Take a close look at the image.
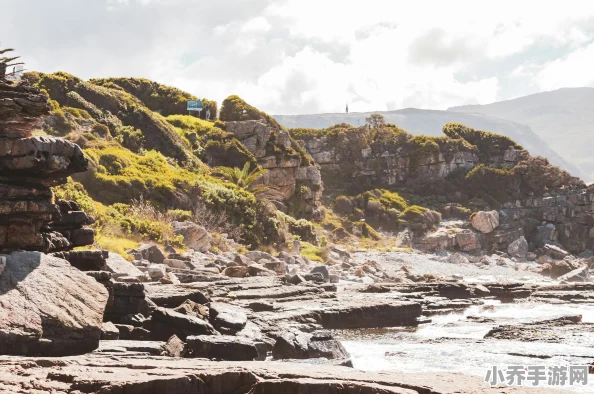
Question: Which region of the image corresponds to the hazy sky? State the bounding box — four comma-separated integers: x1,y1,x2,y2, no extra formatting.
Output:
3,0,594,114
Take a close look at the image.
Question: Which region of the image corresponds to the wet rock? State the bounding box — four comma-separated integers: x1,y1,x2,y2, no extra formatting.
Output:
272,330,311,359
209,302,248,334
508,236,528,259
149,307,219,341
0,251,108,356
471,210,499,233
172,221,211,253
161,334,186,357
101,322,120,340
186,335,259,361
272,330,350,362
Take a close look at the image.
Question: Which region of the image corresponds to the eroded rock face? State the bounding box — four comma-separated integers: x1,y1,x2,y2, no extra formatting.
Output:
0,82,95,253
0,82,50,137
223,120,324,220
0,252,108,356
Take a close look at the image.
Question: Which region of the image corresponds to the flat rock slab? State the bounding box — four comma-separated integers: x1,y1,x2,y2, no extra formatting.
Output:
0,354,567,393
231,285,323,300
186,335,259,360
104,252,143,278
0,252,108,356
94,340,164,355
145,283,211,307
256,295,422,329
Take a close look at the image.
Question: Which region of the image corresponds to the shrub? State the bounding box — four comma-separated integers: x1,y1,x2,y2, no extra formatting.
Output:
91,123,110,139
91,77,218,119
442,122,523,161
219,95,281,128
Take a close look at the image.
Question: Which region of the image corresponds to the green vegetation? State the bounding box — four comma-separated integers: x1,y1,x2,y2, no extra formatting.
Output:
442,122,523,161
407,135,440,173
219,95,281,128
91,77,217,119
212,161,275,199
26,71,195,165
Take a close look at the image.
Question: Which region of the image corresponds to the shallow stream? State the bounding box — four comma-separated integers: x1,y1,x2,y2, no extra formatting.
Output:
336,301,594,392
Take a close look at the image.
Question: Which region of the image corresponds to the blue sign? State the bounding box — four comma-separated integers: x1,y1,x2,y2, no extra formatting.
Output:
187,100,203,111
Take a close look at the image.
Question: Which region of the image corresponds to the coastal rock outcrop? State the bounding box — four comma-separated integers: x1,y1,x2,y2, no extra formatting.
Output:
224,120,324,220
0,82,95,253
0,252,108,356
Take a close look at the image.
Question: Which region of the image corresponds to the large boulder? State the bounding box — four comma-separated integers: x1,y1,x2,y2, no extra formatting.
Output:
104,252,143,279
272,330,350,362
0,252,108,356
148,307,218,341
471,211,499,234
508,236,529,259
209,303,248,334
129,244,165,264
172,221,211,253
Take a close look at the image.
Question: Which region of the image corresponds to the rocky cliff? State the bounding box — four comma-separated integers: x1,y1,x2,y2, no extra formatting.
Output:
223,119,324,220
0,82,95,253
292,122,526,197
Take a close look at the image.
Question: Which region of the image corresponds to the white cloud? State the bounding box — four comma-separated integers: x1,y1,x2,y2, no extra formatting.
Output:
3,0,594,114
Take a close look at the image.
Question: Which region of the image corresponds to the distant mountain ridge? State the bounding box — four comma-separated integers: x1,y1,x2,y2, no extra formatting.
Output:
448,87,594,182
273,108,584,179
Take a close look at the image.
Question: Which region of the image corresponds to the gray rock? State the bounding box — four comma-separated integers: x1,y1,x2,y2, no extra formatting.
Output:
105,252,144,279
0,252,108,356
209,302,248,334
149,307,219,341
172,221,211,252
245,251,274,262
186,335,259,361
447,253,469,265
147,264,167,280
310,265,330,280
262,259,287,275
129,244,165,264
508,236,529,259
